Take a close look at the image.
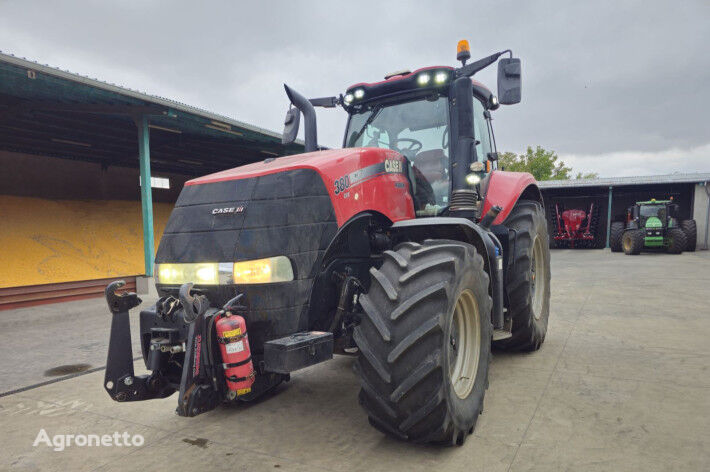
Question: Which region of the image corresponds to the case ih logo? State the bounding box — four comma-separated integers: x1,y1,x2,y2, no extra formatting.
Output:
211,206,245,215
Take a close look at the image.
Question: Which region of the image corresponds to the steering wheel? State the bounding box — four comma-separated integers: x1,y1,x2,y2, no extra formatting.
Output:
394,138,423,155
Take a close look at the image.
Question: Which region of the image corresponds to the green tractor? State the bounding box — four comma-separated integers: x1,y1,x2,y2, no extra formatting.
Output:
610,199,697,255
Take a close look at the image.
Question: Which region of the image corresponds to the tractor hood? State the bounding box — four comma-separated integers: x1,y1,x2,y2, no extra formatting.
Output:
185,147,414,226
157,146,412,271
188,148,389,187
645,216,663,228
153,146,413,343
156,144,413,270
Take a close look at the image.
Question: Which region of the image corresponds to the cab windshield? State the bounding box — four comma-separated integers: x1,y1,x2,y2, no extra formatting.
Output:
344,96,450,213
640,204,666,219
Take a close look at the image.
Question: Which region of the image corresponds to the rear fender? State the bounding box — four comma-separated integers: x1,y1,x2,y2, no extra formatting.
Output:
482,171,543,224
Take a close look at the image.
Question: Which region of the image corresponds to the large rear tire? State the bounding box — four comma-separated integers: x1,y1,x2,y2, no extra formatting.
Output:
609,222,624,252
355,239,492,445
667,228,686,254
681,220,697,252
493,200,551,352
622,229,644,255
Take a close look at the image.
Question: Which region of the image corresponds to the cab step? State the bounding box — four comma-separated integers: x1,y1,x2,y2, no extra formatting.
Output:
492,329,512,341
492,317,513,341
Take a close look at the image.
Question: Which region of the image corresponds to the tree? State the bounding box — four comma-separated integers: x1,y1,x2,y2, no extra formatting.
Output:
575,171,599,180
498,146,597,181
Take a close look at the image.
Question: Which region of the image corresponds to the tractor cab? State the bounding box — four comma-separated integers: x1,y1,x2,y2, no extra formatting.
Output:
340,67,500,216
283,40,521,219
627,200,679,229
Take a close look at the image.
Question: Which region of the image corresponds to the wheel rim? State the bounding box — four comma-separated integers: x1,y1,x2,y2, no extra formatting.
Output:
448,289,481,399
623,234,632,252
531,235,545,320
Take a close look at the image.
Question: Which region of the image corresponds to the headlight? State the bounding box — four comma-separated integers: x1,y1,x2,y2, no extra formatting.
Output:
353,88,365,99
233,256,294,284
465,173,482,185
157,262,221,285
417,73,431,86
156,256,294,285
434,71,448,84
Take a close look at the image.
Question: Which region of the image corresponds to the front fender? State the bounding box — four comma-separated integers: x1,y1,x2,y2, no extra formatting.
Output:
389,217,505,329
389,217,492,261
482,170,543,225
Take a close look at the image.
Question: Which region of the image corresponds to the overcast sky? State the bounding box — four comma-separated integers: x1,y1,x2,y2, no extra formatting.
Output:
1,0,708,177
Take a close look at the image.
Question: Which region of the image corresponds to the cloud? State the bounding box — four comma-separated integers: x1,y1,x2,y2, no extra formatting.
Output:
0,0,708,157
560,143,710,177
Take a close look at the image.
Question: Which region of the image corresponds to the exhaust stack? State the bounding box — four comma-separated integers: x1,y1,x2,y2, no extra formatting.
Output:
283,84,318,152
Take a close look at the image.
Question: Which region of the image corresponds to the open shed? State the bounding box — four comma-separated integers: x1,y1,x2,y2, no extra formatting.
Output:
539,173,710,250
0,52,302,307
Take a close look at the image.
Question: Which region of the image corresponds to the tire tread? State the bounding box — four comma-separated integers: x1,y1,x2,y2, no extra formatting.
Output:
355,239,492,444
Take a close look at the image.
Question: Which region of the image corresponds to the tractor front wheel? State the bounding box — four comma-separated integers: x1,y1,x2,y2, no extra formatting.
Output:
610,222,625,252
667,228,687,254
622,229,644,255
354,239,492,445
494,200,551,352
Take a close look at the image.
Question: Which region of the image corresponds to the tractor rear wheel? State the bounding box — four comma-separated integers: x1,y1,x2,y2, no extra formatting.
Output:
681,220,697,252
622,229,644,255
355,239,492,445
610,222,624,252
667,228,687,254
494,200,550,352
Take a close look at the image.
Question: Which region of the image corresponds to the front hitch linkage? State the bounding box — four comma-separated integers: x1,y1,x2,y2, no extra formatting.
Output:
104,280,226,417
104,280,171,401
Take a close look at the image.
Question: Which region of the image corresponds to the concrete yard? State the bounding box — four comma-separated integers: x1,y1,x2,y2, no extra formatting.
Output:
1,250,708,471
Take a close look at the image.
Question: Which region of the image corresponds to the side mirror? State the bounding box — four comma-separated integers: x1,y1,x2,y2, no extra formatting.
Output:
282,107,300,145
497,58,521,105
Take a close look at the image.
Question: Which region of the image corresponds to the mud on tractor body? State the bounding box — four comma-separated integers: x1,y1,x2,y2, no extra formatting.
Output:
103,41,552,445
610,199,697,255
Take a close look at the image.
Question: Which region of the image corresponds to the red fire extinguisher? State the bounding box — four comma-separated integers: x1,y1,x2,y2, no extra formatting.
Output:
215,312,255,397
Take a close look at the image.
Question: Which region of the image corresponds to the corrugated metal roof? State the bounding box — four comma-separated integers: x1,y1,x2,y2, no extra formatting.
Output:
538,173,710,189
0,50,298,143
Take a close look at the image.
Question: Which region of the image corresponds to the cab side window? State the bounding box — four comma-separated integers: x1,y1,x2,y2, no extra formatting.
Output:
472,98,492,161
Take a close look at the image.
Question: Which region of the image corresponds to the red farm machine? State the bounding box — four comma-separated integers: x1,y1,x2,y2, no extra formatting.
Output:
550,201,602,248
103,40,551,446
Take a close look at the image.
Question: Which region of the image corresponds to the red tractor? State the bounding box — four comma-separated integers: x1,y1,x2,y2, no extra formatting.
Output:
550,202,600,248
103,41,551,446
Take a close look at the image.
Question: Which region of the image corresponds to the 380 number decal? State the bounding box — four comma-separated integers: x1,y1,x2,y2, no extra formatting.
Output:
334,175,351,195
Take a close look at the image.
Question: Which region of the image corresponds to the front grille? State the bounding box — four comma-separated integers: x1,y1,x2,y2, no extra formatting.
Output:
157,169,336,264
154,169,338,347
